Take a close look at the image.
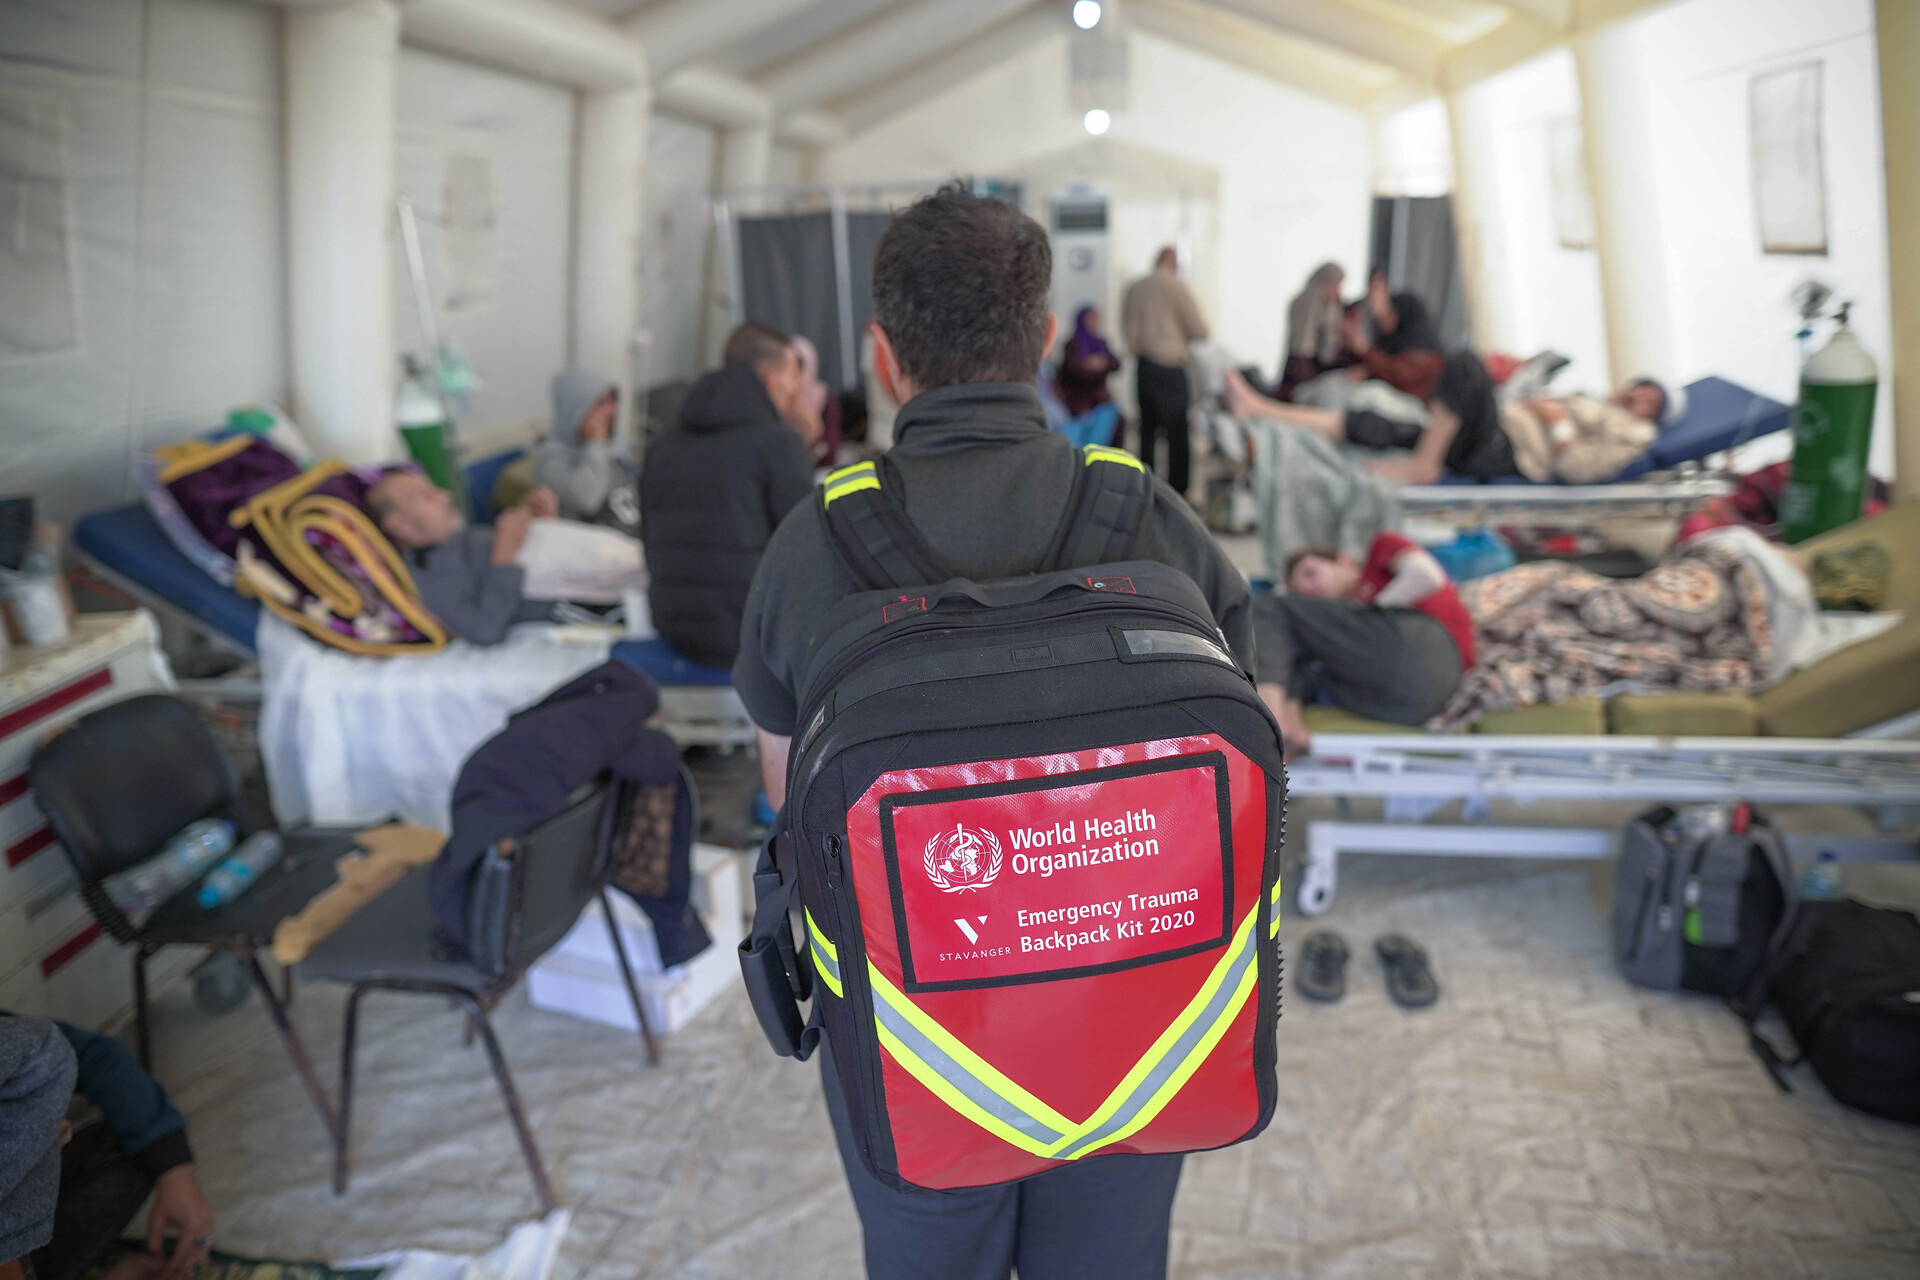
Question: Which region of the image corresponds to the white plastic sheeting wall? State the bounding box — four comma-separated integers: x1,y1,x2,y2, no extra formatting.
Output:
817,28,1372,384
391,46,574,453
639,110,717,390
1,0,286,529
1631,0,1894,477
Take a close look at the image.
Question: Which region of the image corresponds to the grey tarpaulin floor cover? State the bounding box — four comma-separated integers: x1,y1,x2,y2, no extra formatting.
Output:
155,836,1920,1278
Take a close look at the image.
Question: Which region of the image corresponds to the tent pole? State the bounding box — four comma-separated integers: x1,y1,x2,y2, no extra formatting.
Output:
1878,0,1920,500
575,84,652,443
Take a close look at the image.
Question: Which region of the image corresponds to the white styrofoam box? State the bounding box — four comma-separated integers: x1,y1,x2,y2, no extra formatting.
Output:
528,844,745,1037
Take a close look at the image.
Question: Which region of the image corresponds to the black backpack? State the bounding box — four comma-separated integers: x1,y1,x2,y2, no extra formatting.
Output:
739,447,1287,1192
1737,898,1920,1124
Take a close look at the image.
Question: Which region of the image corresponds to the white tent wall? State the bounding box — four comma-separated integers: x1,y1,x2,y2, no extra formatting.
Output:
815,27,1371,386
768,140,807,187
1452,48,1611,393
1371,98,1452,198
1629,0,1895,478
639,109,718,391
390,45,575,455
1,0,286,532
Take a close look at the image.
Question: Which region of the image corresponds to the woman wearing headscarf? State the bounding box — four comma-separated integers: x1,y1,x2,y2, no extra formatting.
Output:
1056,306,1122,416
1344,269,1445,400
1278,262,1347,398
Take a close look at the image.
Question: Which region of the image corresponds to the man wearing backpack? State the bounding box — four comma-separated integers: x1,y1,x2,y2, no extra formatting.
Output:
734,184,1255,1280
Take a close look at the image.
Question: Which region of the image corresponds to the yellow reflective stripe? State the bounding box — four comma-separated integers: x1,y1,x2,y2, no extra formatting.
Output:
1269,876,1283,938
1082,443,1146,472
806,908,844,997
869,966,1077,1151
822,462,880,506
805,909,838,961
1049,905,1262,1157
867,901,1264,1163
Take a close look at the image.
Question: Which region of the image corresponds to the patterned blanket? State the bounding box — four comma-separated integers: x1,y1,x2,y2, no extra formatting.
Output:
1434,538,1776,730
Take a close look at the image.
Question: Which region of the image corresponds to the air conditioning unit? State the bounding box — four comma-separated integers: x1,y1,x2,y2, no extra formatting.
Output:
1050,192,1109,332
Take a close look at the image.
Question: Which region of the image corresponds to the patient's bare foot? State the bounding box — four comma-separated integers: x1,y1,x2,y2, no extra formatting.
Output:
1222,368,1260,417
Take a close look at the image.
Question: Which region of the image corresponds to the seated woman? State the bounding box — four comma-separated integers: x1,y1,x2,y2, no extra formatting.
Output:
1254,533,1474,758
1345,270,1443,400
1499,378,1668,484
1053,305,1123,447
1224,350,1517,482
1276,262,1348,399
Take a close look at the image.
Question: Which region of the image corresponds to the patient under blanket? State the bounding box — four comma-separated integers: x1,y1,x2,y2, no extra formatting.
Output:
1436,534,1778,730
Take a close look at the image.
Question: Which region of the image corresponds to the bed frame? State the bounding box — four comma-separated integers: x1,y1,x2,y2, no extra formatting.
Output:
1395,473,1734,525
1286,727,1920,915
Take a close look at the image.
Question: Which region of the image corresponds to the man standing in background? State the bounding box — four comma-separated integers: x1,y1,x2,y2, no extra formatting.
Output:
1121,245,1209,498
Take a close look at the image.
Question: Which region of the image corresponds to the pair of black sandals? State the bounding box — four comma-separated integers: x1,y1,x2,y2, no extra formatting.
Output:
1295,931,1439,1008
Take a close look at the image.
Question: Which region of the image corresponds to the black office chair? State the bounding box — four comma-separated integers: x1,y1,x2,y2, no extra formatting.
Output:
298,778,659,1213
28,692,361,1141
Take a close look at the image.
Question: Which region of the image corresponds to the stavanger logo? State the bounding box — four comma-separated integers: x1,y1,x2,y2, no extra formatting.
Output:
924,822,1003,893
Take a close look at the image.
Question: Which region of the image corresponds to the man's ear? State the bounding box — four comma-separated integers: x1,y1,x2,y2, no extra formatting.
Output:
869,320,909,405
1041,312,1059,361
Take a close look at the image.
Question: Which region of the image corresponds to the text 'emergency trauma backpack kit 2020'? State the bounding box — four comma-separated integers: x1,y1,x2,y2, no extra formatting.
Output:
740,447,1288,1192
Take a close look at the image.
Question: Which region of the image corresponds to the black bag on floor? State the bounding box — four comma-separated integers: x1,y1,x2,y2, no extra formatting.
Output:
1613,803,1791,997
1737,898,1920,1124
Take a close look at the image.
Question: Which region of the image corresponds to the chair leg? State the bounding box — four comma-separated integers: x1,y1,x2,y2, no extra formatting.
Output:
334,984,370,1196
237,945,339,1143
598,889,660,1065
132,946,153,1071
451,992,556,1215
282,961,295,1008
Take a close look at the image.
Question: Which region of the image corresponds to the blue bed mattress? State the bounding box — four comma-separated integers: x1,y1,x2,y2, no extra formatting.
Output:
74,504,260,651
1441,375,1792,485
611,637,734,687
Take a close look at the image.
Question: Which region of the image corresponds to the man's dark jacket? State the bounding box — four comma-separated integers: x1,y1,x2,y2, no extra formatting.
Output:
641,362,814,669
430,661,708,968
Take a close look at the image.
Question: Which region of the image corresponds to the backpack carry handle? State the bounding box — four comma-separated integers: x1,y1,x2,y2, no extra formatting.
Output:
738,813,820,1060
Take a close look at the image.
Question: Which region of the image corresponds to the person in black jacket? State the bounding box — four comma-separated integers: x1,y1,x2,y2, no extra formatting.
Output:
640,322,814,669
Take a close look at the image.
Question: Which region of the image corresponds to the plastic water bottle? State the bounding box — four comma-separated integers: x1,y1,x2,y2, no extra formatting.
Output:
197,831,286,909
1797,849,1845,902
105,819,236,923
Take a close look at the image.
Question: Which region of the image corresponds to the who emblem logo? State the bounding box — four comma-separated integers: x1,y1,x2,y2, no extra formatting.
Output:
924,822,1003,893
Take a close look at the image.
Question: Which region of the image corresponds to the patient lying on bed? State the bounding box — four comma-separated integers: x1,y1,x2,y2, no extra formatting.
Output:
367,471,644,646
1498,379,1667,484
1253,533,1473,758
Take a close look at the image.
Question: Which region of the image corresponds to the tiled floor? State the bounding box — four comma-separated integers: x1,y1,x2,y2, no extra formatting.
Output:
153,835,1920,1279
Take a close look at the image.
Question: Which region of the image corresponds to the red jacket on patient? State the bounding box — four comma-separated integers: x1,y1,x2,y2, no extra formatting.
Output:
1355,532,1476,667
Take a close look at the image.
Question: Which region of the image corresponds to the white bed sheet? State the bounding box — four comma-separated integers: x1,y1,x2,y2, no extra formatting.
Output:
258,615,615,831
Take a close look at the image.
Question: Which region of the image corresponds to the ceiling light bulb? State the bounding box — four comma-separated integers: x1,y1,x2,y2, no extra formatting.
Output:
1084,108,1111,135
1073,1,1102,30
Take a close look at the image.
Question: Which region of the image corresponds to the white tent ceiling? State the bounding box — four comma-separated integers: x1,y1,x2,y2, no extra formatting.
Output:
559,0,1668,138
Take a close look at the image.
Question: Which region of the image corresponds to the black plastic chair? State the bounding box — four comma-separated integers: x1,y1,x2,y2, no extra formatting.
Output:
298,778,658,1213
28,692,360,1141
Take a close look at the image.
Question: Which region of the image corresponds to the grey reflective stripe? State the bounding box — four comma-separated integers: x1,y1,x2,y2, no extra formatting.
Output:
811,935,842,989
873,990,1068,1146
1049,925,1261,1160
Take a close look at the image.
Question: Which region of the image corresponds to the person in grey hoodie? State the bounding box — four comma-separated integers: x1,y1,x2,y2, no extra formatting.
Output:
536,371,640,533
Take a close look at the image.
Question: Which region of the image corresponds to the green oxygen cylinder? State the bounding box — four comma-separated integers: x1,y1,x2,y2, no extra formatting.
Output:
1783,306,1879,542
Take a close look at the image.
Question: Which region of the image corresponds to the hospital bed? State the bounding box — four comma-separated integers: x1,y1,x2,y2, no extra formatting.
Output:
1281,501,1920,916
71,447,754,751
1396,375,1788,523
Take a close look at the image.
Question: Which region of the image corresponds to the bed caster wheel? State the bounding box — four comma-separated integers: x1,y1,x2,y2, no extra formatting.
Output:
193,950,250,1014
1294,860,1335,917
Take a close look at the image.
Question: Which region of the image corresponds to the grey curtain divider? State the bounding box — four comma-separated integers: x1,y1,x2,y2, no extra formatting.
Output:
735,208,894,394
1368,194,1468,351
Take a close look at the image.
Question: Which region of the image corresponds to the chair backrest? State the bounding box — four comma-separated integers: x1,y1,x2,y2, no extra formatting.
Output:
464,779,612,976
29,693,237,889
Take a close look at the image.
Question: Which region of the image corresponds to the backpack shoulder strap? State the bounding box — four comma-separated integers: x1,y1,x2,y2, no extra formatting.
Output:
1045,444,1155,571
819,458,959,591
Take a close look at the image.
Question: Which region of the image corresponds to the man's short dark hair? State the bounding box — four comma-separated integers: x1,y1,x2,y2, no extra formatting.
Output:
724,320,794,373
871,182,1051,389
1285,546,1341,582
